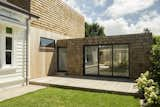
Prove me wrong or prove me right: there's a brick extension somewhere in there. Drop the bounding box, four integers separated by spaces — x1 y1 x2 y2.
57 33 153 79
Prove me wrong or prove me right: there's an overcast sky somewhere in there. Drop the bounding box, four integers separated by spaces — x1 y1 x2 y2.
63 0 160 36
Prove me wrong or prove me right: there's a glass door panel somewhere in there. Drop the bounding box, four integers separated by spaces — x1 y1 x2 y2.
99 45 112 76
85 46 98 75
58 48 67 72
84 44 129 77
113 45 129 77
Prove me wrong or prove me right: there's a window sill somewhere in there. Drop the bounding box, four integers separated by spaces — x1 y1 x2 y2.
0 66 16 73
39 47 55 52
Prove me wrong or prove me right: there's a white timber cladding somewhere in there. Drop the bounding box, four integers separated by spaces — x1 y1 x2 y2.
0 5 28 88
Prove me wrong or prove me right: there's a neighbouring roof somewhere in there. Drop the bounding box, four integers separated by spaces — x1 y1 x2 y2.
0 0 39 18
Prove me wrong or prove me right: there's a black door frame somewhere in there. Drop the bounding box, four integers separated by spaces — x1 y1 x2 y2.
57 47 67 72
83 44 130 78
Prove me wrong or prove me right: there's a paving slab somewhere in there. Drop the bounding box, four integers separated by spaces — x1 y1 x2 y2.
0 85 46 101
30 76 138 95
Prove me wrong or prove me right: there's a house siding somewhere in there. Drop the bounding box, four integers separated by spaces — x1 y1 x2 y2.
8 0 85 79
15 29 27 80
29 27 68 79
7 0 30 11
30 0 85 38
8 0 85 38
28 0 84 78
0 24 27 88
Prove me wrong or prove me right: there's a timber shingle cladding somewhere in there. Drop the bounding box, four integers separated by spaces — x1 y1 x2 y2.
8 0 85 38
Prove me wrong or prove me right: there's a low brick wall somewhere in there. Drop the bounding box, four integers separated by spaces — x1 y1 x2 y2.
57 33 153 79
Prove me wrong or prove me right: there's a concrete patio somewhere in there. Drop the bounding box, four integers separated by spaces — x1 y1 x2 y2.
30 76 138 95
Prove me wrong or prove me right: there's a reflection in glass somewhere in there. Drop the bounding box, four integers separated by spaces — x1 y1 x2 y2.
58 48 67 71
113 45 129 77
85 46 98 75
99 45 112 76
40 37 55 48
84 45 129 77
6 52 11 64
6 37 12 50
6 37 12 65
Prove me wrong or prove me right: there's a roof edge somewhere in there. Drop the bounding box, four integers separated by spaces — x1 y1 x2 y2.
0 1 39 19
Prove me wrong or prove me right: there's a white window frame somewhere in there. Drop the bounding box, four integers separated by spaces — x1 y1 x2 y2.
0 34 2 68
5 36 13 66
0 26 14 69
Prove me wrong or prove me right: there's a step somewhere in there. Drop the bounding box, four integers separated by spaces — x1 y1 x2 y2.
55 72 67 76
0 77 25 89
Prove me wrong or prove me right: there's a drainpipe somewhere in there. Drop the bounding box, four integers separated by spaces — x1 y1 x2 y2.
26 16 31 86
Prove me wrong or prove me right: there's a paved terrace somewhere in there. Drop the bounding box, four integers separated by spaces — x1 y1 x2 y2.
30 76 138 95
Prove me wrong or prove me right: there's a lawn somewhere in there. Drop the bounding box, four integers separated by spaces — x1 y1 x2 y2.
0 87 140 107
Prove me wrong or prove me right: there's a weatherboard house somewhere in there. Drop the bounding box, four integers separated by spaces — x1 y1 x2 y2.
0 0 152 89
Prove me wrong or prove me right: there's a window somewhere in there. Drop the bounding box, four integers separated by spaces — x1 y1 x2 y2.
6 37 12 50
0 27 14 68
6 27 12 34
5 37 12 65
40 37 55 48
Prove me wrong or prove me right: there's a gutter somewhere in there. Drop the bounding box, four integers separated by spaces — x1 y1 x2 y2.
0 1 39 19
25 15 39 85
26 16 31 85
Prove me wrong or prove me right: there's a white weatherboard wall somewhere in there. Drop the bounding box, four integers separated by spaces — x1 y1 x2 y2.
0 24 26 89
0 6 28 89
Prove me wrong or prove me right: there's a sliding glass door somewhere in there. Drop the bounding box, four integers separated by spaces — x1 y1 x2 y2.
99 45 112 76
84 46 98 75
58 48 67 72
84 44 129 77
113 45 129 77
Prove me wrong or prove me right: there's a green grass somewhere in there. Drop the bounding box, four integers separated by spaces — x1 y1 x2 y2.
0 87 140 107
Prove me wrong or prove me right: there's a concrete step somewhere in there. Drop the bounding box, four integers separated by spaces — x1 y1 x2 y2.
0 77 25 89
55 72 67 76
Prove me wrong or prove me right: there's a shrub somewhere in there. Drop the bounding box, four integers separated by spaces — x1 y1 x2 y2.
136 71 160 106
150 36 160 86
136 71 152 94
137 36 160 106
144 85 159 106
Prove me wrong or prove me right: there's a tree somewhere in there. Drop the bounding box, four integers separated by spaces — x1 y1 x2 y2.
85 22 106 37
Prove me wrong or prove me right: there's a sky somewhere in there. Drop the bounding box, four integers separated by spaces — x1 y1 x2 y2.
63 0 160 36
